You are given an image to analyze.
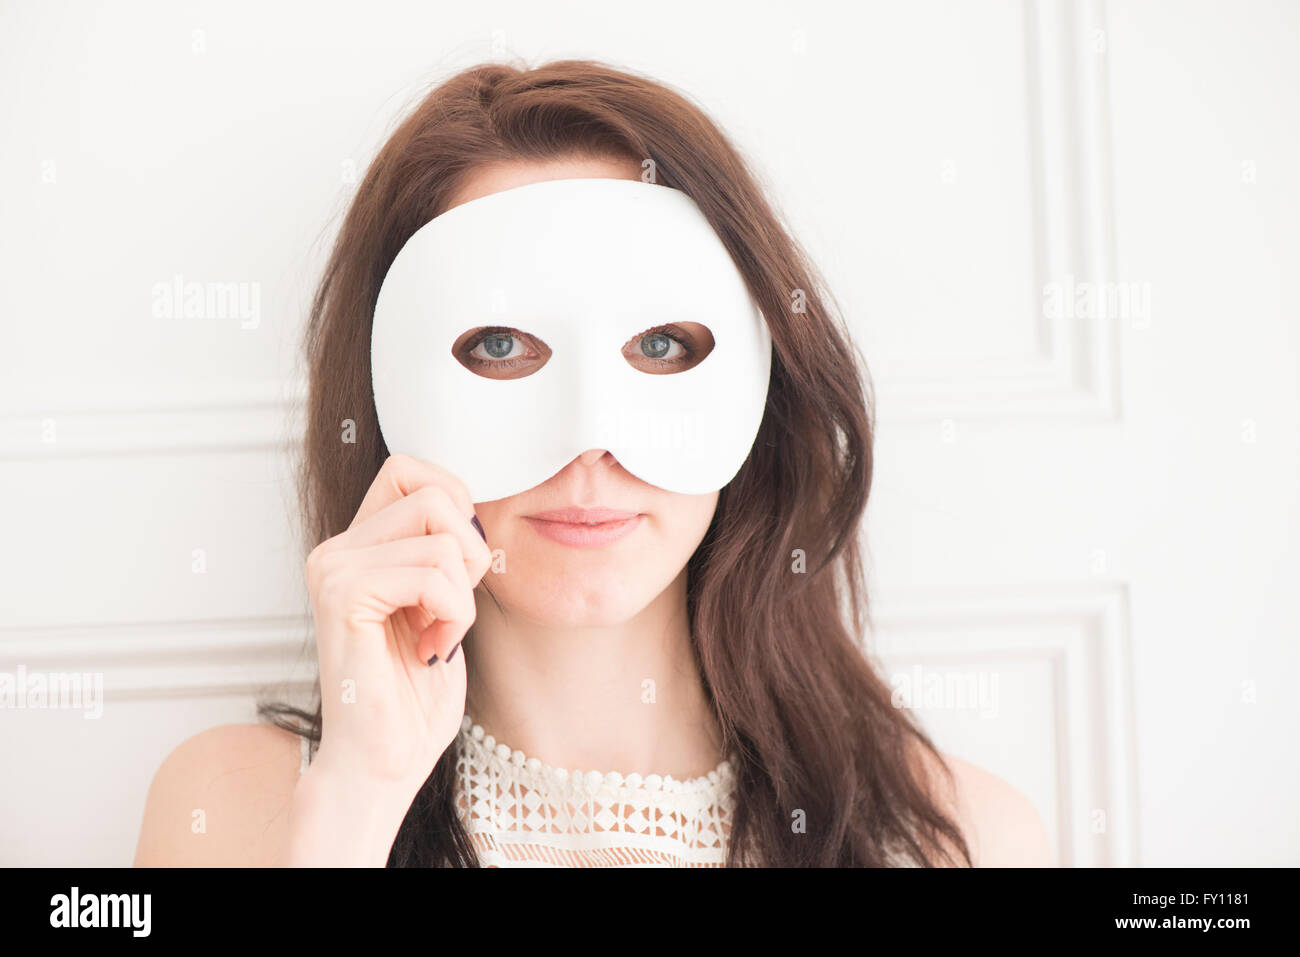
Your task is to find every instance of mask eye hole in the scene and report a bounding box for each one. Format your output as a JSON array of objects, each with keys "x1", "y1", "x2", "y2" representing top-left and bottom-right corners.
[
  {"x1": 452, "y1": 326, "x2": 552, "y2": 380},
  {"x1": 621, "y1": 322, "x2": 714, "y2": 375}
]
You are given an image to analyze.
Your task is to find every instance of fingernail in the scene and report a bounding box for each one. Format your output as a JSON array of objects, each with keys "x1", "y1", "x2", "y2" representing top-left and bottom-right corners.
[
  {"x1": 446, "y1": 640, "x2": 462, "y2": 663},
  {"x1": 426, "y1": 654, "x2": 439, "y2": 666},
  {"x1": 471, "y1": 514, "x2": 486, "y2": 541}
]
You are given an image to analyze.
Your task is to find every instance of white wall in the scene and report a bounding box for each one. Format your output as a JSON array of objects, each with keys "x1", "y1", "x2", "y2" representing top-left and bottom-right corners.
[{"x1": 1, "y1": 0, "x2": 1295, "y2": 866}]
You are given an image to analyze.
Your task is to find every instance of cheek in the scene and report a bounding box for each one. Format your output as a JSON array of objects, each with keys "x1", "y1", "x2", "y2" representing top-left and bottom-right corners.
[
  {"x1": 468, "y1": 499, "x2": 511, "y2": 542},
  {"x1": 661, "y1": 489, "x2": 720, "y2": 555}
]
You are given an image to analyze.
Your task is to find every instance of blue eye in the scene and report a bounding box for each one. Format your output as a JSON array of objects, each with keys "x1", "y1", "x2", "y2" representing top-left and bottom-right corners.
[
  {"x1": 454, "y1": 326, "x2": 553, "y2": 380},
  {"x1": 640, "y1": 332, "x2": 684, "y2": 360},
  {"x1": 471, "y1": 333, "x2": 525, "y2": 362},
  {"x1": 620, "y1": 323, "x2": 711, "y2": 375},
  {"x1": 480, "y1": 333, "x2": 515, "y2": 360}
]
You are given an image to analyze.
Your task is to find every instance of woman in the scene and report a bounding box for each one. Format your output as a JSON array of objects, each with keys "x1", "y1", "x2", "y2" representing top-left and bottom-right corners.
[{"x1": 133, "y1": 59, "x2": 1051, "y2": 867}]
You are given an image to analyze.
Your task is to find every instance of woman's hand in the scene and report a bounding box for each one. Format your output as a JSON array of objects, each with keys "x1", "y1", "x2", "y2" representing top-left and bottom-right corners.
[{"x1": 287, "y1": 453, "x2": 492, "y2": 865}]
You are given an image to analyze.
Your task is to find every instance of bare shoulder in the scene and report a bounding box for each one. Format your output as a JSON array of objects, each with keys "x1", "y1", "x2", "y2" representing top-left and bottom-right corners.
[
  {"x1": 911, "y1": 744, "x2": 1055, "y2": 867},
  {"x1": 133, "y1": 722, "x2": 305, "y2": 867}
]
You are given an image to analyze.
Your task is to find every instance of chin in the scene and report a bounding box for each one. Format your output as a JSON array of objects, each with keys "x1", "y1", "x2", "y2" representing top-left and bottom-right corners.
[{"x1": 497, "y1": 569, "x2": 658, "y2": 628}]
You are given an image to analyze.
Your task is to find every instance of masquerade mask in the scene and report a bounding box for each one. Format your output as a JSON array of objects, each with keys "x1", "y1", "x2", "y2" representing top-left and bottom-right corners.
[{"x1": 370, "y1": 177, "x2": 771, "y2": 504}]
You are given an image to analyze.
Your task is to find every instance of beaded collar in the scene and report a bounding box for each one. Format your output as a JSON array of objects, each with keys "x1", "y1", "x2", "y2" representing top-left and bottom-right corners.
[{"x1": 456, "y1": 714, "x2": 736, "y2": 802}]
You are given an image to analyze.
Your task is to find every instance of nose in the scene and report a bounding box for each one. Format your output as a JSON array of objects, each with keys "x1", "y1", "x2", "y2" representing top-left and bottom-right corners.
[{"x1": 559, "y1": 448, "x2": 629, "y2": 492}]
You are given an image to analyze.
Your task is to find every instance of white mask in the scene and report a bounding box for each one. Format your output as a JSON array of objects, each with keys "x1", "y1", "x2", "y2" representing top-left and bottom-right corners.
[{"x1": 370, "y1": 177, "x2": 771, "y2": 504}]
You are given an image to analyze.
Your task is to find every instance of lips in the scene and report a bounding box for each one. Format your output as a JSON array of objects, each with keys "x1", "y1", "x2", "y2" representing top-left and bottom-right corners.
[
  {"x1": 525, "y1": 507, "x2": 639, "y2": 524},
  {"x1": 522, "y1": 507, "x2": 643, "y2": 548}
]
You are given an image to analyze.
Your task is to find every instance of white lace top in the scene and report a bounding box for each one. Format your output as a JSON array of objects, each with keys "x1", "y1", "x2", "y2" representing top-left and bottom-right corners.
[{"x1": 299, "y1": 714, "x2": 739, "y2": 867}]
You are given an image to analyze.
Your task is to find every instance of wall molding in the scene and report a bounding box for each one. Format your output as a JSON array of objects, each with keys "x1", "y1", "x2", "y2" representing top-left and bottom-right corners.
[
  {"x1": 0, "y1": 382, "x2": 307, "y2": 459},
  {"x1": 869, "y1": 581, "x2": 1138, "y2": 866},
  {"x1": 0, "y1": 615, "x2": 317, "y2": 701},
  {"x1": 876, "y1": 0, "x2": 1122, "y2": 423}
]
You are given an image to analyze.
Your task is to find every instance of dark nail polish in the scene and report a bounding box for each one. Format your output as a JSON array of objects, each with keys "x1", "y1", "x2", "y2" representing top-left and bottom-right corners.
[
  {"x1": 471, "y1": 514, "x2": 486, "y2": 541},
  {"x1": 426, "y1": 654, "x2": 439, "y2": 666},
  {"x1": 446, "y1": 640, "x2": 462, "y2": 663}
]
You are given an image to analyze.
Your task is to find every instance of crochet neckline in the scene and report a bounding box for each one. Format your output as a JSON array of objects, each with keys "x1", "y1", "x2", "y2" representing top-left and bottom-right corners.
[{"x1": 458, "y1": 713, "x2": 735, "y2": 799}]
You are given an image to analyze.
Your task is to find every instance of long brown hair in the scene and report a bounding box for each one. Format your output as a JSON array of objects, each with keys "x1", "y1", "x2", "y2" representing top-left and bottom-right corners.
[{"x1": 260, "y1": 58, "x2": 972, "y2": 867}]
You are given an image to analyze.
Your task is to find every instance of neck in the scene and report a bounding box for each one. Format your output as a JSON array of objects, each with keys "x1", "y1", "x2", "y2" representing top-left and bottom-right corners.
[{"x1": 462, "y1": 567, "x2": 725, "y2": 780}]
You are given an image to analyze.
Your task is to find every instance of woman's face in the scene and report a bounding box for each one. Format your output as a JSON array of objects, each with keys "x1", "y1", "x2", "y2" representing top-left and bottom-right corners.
[{"x1": 452, "y1": 155, "x2": 720, "y2": 627}]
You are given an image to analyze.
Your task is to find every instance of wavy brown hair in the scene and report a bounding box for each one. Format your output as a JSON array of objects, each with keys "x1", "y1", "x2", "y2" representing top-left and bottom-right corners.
[{"x1": 260, "y1": 58, "x2": 972, "y2": 867}]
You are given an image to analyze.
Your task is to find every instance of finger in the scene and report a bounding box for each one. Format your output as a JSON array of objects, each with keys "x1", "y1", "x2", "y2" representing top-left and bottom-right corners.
[
  {"x1": 417, "y1": 617, "x2": 471, "y2": 667},
  {"x1": 352, "y1": 454, "x2": 476, "y2": 527},
  {"x1": 328, "y1": 533, "x2": 475, "y2": 590},
  {"x1": 336, "y1": 484, "x2": 492, "y2": 580},
  {"x1": 317, "y1": 564, "x2": 475, "y2": 640},
  {"x1": 314, "y1": 536, "x2": 476, "y2": 649}
]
